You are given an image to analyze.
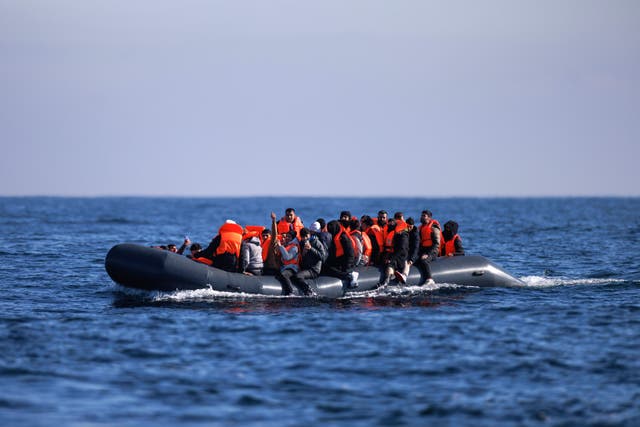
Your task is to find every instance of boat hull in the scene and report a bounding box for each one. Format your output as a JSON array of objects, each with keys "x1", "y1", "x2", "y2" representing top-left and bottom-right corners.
[{"x1": 105, "y1": 243, "x2": 525, "y2": 297}]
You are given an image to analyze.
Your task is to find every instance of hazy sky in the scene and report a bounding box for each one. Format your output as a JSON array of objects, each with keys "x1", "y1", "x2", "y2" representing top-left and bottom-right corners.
[{"x1": 1, "y1": 1, "x2": 639, "y2": 196}]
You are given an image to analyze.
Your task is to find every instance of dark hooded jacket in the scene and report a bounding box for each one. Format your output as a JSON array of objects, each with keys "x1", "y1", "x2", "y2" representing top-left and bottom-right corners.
[
  {"x1": 385, "y1": 224, "x2": 409, "y2": 271},
  {"x1": 407, "y1": 225, "x2": 420, "y2": 264},
  {"x1": 442, "y1": 220, "x2": 465, "y2": 256},
  {"x1": 299, "y1": 235, "x2": 327, "y2": 276},
  {"x1": 324, "y1": 220, "x2": 355, "y2": 272}
]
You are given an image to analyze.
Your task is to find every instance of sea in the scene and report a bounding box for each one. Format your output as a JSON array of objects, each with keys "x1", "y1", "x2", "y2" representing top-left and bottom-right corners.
[{"x1": 0, "y1": 197, "x2": 638, "y2": 426}]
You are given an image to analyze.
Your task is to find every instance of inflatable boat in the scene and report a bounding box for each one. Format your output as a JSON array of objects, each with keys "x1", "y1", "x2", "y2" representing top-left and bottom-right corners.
[{"x1": 105, "y1": 243, "x2": 525, "y2": 297}]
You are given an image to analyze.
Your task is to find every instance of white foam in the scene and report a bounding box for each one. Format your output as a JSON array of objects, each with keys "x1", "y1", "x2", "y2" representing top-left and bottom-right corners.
[
  {"x1": 340, "y1": 282, "x2": 471, "y2": 299},
  {"x1": 519, "y1": 276, "x2": 617, "y2": 288},
  {"x1": 152, "y1": 287, "x2": 277, "y2": 302}
]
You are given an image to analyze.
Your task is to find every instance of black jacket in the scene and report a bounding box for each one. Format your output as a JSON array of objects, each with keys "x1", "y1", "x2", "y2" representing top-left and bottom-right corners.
[
  {"x1": 442, "y1": 220, "x2": 465, "y2": 256},
  {"x1": 299, "y1": 236, "x2": 327, "y2": 275},
  {"x1": 317, "y1": 231, "x2": 332, "y2": 253},
  {"x1": 407, "y1": 226, "x2": 420, "y2": 264},
  {"x1": 388, "y1": 230, "x2": 409, "y2": 270}
]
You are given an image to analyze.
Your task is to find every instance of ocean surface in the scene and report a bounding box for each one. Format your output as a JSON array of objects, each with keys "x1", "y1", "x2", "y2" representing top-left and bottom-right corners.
[{"x1": 0, "y1": 197, "x2": 638, "y2": 426}]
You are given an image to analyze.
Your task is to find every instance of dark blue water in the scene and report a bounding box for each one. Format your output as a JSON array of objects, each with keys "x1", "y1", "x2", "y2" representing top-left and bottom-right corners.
[{"x1": 1, "y1": 197, "x2": 639, "y2": 426}]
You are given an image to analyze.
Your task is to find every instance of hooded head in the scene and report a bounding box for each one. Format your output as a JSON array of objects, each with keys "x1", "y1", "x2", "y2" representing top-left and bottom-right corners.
[
  {"x1": 326, "y1": 220, "x2": 341, "y2": 236},
  {"x1": 443, "y1": 220, "x2": 459, "y2": 241}
]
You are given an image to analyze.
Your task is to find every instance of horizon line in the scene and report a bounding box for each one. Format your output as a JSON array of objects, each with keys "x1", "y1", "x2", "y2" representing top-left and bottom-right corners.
[{"x1": 1, "y1": 193, "x2": 638, "y2": 199}]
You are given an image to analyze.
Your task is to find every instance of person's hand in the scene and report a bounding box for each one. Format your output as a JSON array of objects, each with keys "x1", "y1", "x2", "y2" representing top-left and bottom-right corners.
[
  {"x1": 184, "y1": 237, "x2": 191, "y2": 245},
  {"x1": 243, "y1": 271, "x2": 254, "y2": 276},
  {"x1": 420, "y1": 254, "x2": 428, "y2": 260},
  {"x1": 304, "y1": 240, "x2": 311, "y2": 250},
  {"x1": 408, "y1": 260, "x2": 413, "y2": 266},
  {"x1": 270, "y1": 212, "x2": 277, "y2": 221}
]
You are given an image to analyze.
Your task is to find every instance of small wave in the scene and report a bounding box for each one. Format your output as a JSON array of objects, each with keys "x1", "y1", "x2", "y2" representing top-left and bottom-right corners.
[
  {"x1": 151, "y1": 287, "x2": 274, "y2": 302},
  {"x1": 114, "y1": 284, "x2": 288, "y2": 303},
  {"x1": 96, "y1": 217, "x2": 146, "y2": 225},
  {"x1": 341, "y1": 282, "x2": 472, "y2": 299},
  {"x1": 519, "y1": 276, "x2": 621, "y2": 288}
]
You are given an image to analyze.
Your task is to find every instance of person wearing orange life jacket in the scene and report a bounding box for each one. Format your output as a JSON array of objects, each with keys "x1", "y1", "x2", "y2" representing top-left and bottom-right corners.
[
  {"x1": 392, "y1": 211, "x2": 410, "y2": 281},
  {"x1": 260, "y1": 213, "x2": 282, "y2": 275},
  {"x1": 366, "y1": 210, "x2": 389, "y2": 266},
  {"x1": 338, "y1": 211, "x2": 362, "y2": 266},
  {"x1": 193, "y1": 219, "x2": 244, "y2": 272},
  {"x1": 339, "y1": 211, "x2": 352, "y2": 232},
  {"x1": 350, "y1": 217, "x2": 370, "y2": 266},
  {"x1": 276, "y1": 208, "x2": 304, "y2": 240},
  {"x1": 188, "y1": 243, "x2": 215, "y2": 266},
  {"x1": 359, "y1": 215, "x2": 373, "y2": 265},
  {"x1": 259, "y1": 228, "x2": 271, "y2": 256},
  {"x1": 322, "y1": 220, "x2": 358, "y2": 288},
  {"x1": 378, "y1": 219, "x2": 410, "y2": 286},
  {"x1": 416, "y1": 210, "x2": 442, "y2": 285},
  {"x1": 274, "y1": 230, "x2": 300, "y2": 295},
  {"x1": 394, "y1": 212, "x2": 404, "y2": 219},
  {"x1": 440, "y1": 220, "x2": 465, "y2": 257},
  {"x1": 186, "y1": 243, "x2": 202, "y2": 258}
]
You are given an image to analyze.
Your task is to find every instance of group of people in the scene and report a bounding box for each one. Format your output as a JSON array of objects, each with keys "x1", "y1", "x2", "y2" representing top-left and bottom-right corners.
[{"x1": 156, "y1": 208, "x2": 464, "y2": 295}]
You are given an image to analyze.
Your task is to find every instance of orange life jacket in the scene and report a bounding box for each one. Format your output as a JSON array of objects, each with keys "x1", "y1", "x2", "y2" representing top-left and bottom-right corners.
[
  {"x1": 216, "y1": 222, "x2": 243, "y2": 257},
  {"x1": 277, "y1": 216, "x2": 304, "y2": 238},
  {"x1": 281, "y1": 242, "x2": 300, "y2": 268},
  {"x1": 243, "y1": 230, "x2": 261, "y2": 240},
  {"x1": 441, "y1": 234, "x2": 461, "y2": 257},
  {"x1": 333, "y1": 228, "x2": 346, "y2": 258},
  {"x1": 260, "y1": 236, "x2": 272, "y2": 262},
  {"x1": 193, "y1": 257, "x2": 213, "y2": 266},
  {"x1": 361, "y1": 231, "x2": 373, "y2": 258},
  {"x1": 383, "y1": 229, "x2": 396, "y2": 253},
  {"x1": 244, "y1": 225, "x2": 265, "y2": 240},
  {"x1": 349, "y1": 229, "x2": 363, "y2": 260},
  {"x1": 368, "y1": 224, "x2": 386, "y2": 251},
  {"x1": 420, "y1": 219, "x2": 442, "y2": 251}
]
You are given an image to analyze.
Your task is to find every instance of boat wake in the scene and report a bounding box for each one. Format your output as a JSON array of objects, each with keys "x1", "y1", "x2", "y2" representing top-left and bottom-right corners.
[
  {"x1": 111, "y1": 276, "x2": 631, "y2": 306},
  {"x1": 112, "y1": 281, "x2": 473, "y2": 304},
  {"x1": 518, "y1": 276, "x2": 624, "y2": 288}
]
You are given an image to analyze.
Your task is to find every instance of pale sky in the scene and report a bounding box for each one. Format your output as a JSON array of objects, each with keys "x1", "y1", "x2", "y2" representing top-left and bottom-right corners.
[{"x1": 1, "y1": 1, "x2": 638, "y2": 196}]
